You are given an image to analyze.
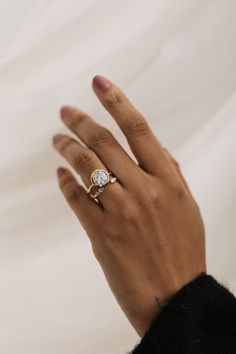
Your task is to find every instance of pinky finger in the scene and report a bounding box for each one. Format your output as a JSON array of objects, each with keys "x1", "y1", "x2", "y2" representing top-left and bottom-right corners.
[{"x1": 56, "y1": 167, "x2": 104, "y2": 237}]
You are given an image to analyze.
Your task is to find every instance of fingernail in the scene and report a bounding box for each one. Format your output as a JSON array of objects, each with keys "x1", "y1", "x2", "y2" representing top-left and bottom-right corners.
[
  {"x1": 53, "y1": 134, "x2": 65, "y2": 144},
  {"x1": 93, "y1": 75, "x2": 111, "y2": 92},
  {"x1": 57, "y1": 167, "x2": 66, "y2": 176},
  {"x1": 60, "y1": 106, "x2": 77, "y2": 119}
]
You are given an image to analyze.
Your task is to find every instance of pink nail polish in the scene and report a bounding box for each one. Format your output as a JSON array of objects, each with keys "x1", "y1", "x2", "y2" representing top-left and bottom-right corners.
[
  {"x1": 93, "y1": 75, "x2": 111, "y2": 92},
  {"x1": 57, "y1": 167, "x2": 66, "y2": 176},
  {"x1": 53, "y1": 134, "x2": 65, "y2": 144},
  {"x1": 60, "y1": 106, "x2": 76, "y2": 119}
]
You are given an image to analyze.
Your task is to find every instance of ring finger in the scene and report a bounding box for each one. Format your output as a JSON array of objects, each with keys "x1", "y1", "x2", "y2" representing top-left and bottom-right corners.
[{"x1": 53, "y1": 134, "x2": 123, "y2": 210}]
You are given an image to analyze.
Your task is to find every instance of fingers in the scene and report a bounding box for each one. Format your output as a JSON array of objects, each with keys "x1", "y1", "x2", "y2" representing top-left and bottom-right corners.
[
  {"x1": 92, "y1": 75, "x2": 171, "y2": 178},
  {"x1": 56, "y1": 167, "x2": 104, "y2": 237},
  {"x1": 60, "y1": 106, "x2": 138, "y2": 186},
  {"x1": 53, "y1": 133, "x2": 103, "y2": 188},
  {"x1": 53, "y1": 134, "x2": 123, "y2": 209}
]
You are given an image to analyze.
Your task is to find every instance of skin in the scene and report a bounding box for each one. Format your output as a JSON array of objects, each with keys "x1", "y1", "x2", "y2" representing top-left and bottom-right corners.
[{"x1": 52, "y1": 75, "x2": 206, "y2": 338}]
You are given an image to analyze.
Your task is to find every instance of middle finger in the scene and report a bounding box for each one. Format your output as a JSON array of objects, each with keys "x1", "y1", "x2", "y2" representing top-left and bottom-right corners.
[{"x1": 60, "y1": 106, "x2": 139, "y2": 187}]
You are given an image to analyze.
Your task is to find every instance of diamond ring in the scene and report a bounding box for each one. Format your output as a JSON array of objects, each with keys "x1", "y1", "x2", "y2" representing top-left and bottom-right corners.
[{"x1": 87, "y1": 169, "x2": 117, "y2": 203}]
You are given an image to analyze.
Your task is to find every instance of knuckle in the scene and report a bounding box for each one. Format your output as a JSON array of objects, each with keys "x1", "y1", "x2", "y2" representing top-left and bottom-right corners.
[
  {"x1": 60, "y1": 179, "x2": 81, "y2": 204},
  {"x1": 125, "y1": 115, "x2": 149, "y2": 136},
  {"x1": 59, "y1": 138, "x2": 74, "y2": 153},
  {"x1": 132, "y1": 176, "x2": 163, "y2": 209},
  {"x1": 105, "y1": 89, "x2": 123, "y2": 109},
  {"x1": 74, "y1": 150, "x2": 94, "y2": 170},
  {"x1": 171, "y1": 157, "x2": 180, "y2": 169},
  {"x1": 147, "y1": 188, "x2": 161, "y2": 204},
  {"x1": 164, "y1": 148, "x2": 181, "y2": 169},
  {"x1": 67, "y1": 187, "x2": 81, "y2": 204},
  {"x1": 173, "y1": 157, "x2": 180, "y2": 167},
  {"x1": 60, "y1": 176, "x2": 72, "y2": 190},
  {"x1": 142, "y1": 187, "x2": 162, "y2": 209},
  {"x1": 89, "y1": 128, "x2": 114, "y2": 148},
  {"x1": 169, "y1": 180, "x2": 185, "y2": 199},
  {"x1": 121, "y1": 203, "x2": 139, "y2": 222},
  {"x1": 69, "y1": 113, "x2": 87, "y2": 130}
]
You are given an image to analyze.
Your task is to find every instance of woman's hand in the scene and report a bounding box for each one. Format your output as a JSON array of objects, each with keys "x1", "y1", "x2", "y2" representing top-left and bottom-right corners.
[{"x1": 53, "y1": 75, "x2": 206, "y2": 337}]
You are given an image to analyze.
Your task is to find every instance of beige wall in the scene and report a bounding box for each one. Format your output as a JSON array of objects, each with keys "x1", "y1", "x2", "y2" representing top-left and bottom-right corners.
[{"x1": 0, "y1": 0, "x2": 236, "y2": 353}]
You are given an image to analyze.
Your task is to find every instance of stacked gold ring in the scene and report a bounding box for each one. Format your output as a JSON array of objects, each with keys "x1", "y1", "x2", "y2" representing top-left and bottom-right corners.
[{"x1": 87, "y1": 169, "x2": 117, "y2": 203}]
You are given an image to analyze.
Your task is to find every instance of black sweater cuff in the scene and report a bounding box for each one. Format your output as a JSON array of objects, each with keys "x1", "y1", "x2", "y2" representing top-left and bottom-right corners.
[{"x1": 131, "y1": 274, "x2": 236, "y2": 354}]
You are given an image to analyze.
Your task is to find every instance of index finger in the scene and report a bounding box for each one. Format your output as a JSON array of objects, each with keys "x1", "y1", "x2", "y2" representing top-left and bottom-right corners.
[{"x1": 92, "y1": 75, "x2": 171, "y2": 178}]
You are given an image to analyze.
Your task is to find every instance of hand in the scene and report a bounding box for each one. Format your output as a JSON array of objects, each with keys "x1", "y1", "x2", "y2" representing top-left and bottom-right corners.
[{"x1": 53, "y1": 75, "x2": 206, "y2": 337}]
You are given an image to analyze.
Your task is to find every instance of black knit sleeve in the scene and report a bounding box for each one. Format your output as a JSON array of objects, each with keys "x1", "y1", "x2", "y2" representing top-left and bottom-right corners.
[{"x1": 130, "y1": 274, "x2": 236, "y2": 354}]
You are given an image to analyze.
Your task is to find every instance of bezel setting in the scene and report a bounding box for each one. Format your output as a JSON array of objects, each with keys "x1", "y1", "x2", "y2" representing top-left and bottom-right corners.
[{"x1": 90, "y1": 169, "x2": 110, "y2": 187}]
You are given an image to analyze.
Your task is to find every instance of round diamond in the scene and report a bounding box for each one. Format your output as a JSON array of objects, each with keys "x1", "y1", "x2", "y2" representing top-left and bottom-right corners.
[{"x1": 91, "y1": 169, "x2": 109, "y2": 187}]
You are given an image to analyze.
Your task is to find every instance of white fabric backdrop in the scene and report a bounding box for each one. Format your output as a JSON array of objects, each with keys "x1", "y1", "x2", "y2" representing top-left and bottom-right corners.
[{"x1": 0, "y1": 0, "x2": 236, "y2": 353}]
